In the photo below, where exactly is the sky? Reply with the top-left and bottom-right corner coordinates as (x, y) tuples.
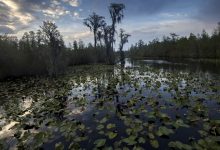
(0, 0), (220, 49)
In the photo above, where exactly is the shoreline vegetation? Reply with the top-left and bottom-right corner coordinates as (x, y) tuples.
(0, 3), (128, 80)
(128, 23), (220, 60)
(0, 3), (220, 80)
(1, 2), (220, 150)
(129, 57), (220, 63)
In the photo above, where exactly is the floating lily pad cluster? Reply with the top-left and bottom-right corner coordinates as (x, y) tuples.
(0, 63), (220, 149)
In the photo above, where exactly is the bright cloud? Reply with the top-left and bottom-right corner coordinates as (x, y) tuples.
(42, 5), (70, 19)
(0, 0), (219, 48)
(63, 30), (92, 43)
(0, 0), (34, 25)
(63, 0), (80, 7)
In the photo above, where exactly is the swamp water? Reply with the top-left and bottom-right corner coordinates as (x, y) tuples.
(0, 59), (220, 150)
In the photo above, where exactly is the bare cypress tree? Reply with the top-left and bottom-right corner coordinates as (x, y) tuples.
(119, 29), (130, 63)
(73, 40), (78, 50)
(109, 3), (125, 64)
(97, 31), (103, 47)
(40, 21), (64, 76)
(100, 23), (113, 64)
(83, 12), (105, 48)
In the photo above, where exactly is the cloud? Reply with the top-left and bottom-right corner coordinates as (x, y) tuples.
(73, 31), (92, 39)
(36, 0), (81, 19)
(63, 30), (92, 41)
(73, 12), (79, 17)
(42, 5), (70, 19)
(128, 18), (216, 46)
(160, 12), (188, 18)
(0, 0), (35, 33)
(63, 0), (80, 7)
(0, 0), (34, 25)
(51, 0), (61, 6)
(0, 0), (83, 38)
(0, 0), (219, 48)
(0, 25), (15, 34)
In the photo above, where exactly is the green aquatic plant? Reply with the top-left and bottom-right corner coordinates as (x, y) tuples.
(94, 139), (106, 148)
(0, 64), (220, 149)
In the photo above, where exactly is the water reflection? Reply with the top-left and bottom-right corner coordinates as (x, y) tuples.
(0, 59), (220, 149)
(63, 59), (220, 149)
(128, 58), (220, 75)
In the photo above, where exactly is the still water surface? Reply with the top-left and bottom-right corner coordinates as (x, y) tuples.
(0, 59), (220, 149)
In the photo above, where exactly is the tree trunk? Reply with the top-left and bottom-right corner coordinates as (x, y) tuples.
(94, 31), (97, 48)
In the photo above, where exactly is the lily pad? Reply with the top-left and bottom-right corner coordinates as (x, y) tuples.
(150, 140), (159, 148)
(138, 137), (146, 144)
(94, 139), (106, 148)
(168, 141), (192, 150)
(96, 124), (104, 130)
(55, 142), (64, 150)
(100, 117), (108, 124)
(123, 135), (137, 145)
(107, 123), (116, 129)
(106, 131), (117, 139)
(156, 126), (174, 137)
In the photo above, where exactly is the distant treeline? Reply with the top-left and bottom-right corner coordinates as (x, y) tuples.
(0, 3), (130, 79)
(0, 23), (106, 79)
(128, 23), (220, 59)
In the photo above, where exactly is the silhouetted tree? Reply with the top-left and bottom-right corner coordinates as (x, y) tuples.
(97, 31), (103, 47)
(0, 20), (109, 79)
(83, 12), (105, 48)
(128, 23), (220, 59)
(119, 29), (130, 63)
(40, 21), (65, 76)
(78, 40), (85, 49)
(73, 40), (78, 50)
(36, 30), (43, 47)
(102, 24), (113, 64)
(138, 40), (144, 48)
(109, 3), (125, 64)
(170, 33), (179, 42)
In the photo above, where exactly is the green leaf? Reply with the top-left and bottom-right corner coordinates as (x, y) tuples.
(126, 128), (132, 135)
(104, 146), (113, 150)
(168, 141), (192, 150)
(198, 130), (208, 137)
(148, 133), (155, 139)
(74, 136), (88, 142)
(55, 142), (64, 150)
(94, 139), (106, 148)
(68, 142), (80, 149)
(107, 123), (116, 129)
(173, 119), (189, 129)
(150, 140), (159, 148)
(107, 132), (117, 139)
(138, 137), (146, 144)
(156, 126), (174, 137)
(100, 117), (108, 124)
(123, 135), (137, 145)
(96, 124), (104, 130)
(156, 81), (161, 88)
